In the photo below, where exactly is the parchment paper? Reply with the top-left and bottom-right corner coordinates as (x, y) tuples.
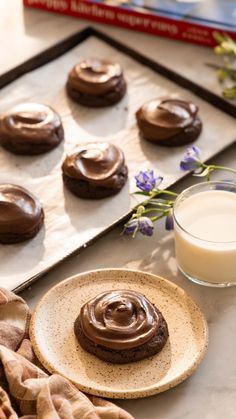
(0, 36), (235, 291)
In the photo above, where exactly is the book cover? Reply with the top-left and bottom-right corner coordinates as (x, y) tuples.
(23, 0), (236, 47)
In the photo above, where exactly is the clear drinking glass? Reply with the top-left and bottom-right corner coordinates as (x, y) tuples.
(173, 181), (236, 287)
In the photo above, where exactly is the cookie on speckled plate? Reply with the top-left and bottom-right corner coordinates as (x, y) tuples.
(74, 289), (169, 364)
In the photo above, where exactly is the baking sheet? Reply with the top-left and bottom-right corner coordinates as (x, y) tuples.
(0, 35), (235, 292)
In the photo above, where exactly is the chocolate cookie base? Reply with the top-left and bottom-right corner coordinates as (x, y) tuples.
(66, 78), (127, 108)
(62, 165), (128, 199)
(0, 126), (64, 155)
(0, 211), (44, 244)
(137, 115), (202, 147)
(74, 307), (169, 364)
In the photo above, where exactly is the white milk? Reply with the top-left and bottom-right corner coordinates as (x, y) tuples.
(174, 190), (236, 285)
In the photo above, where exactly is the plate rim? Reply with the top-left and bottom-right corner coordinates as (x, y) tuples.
(29, 268), (209, 399)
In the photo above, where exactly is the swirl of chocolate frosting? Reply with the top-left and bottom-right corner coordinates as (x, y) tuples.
(80, 290), (159, 350)
(137, 97), (199, 141)
(0, 103), (62, 144)
(0, 184), (43, 235)
(62, 143), (125, 188)
(68, 58), (123, 95)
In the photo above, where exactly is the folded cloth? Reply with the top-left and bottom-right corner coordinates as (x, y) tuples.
(0, 288), (134, 419)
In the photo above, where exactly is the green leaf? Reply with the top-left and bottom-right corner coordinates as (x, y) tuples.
(217, 69), (227, 81)
(213, 31), (226, 44)
(224, 68), (236, 82)
(213, 32), (236, 56)
(230, 71), (236, 82)
(214, 45), (225, 55)
(221, 42), (236, 54)
(223, 85), (236, 99)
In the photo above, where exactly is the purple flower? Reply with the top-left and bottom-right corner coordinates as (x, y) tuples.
(138, 216), (154, 236)
(135, 170), (163, 192)
(180, 146), (202, 171)
(165, 211), (174, 231)
(124, 216), (154, 237)
(123, 219), (138, 236)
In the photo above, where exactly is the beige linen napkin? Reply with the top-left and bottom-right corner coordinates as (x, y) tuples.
(0, 288), (134, 419)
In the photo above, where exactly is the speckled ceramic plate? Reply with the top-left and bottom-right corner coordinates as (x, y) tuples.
(30, 269), (208, 399)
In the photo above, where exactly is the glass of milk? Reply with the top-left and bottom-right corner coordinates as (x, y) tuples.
(173, 181), (236, 287)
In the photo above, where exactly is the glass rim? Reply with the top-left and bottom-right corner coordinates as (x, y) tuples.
(173, 180), (236, 245)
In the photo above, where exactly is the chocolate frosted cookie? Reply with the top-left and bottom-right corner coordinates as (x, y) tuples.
(66, 58), (126, 107)
(0, 184), (44, 244)
(62, 142), (128, 199)
(74, 290), (169, 364)
(136, 97), (202, 146)
(0, 103), (64, 155)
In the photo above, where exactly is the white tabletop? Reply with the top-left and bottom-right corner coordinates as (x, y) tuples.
(2, 2), (236, 418)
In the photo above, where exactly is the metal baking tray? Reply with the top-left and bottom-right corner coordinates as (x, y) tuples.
(0, 27), (235, 292)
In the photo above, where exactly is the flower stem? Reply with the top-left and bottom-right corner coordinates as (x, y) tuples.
(143, 208), (169, 215)
(162, 190), (178, 197)
(148, 200), (173, 208)
(150, 212), (168, 222)
(150, 189), (178, 199)
(209, 165), (236, 175)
